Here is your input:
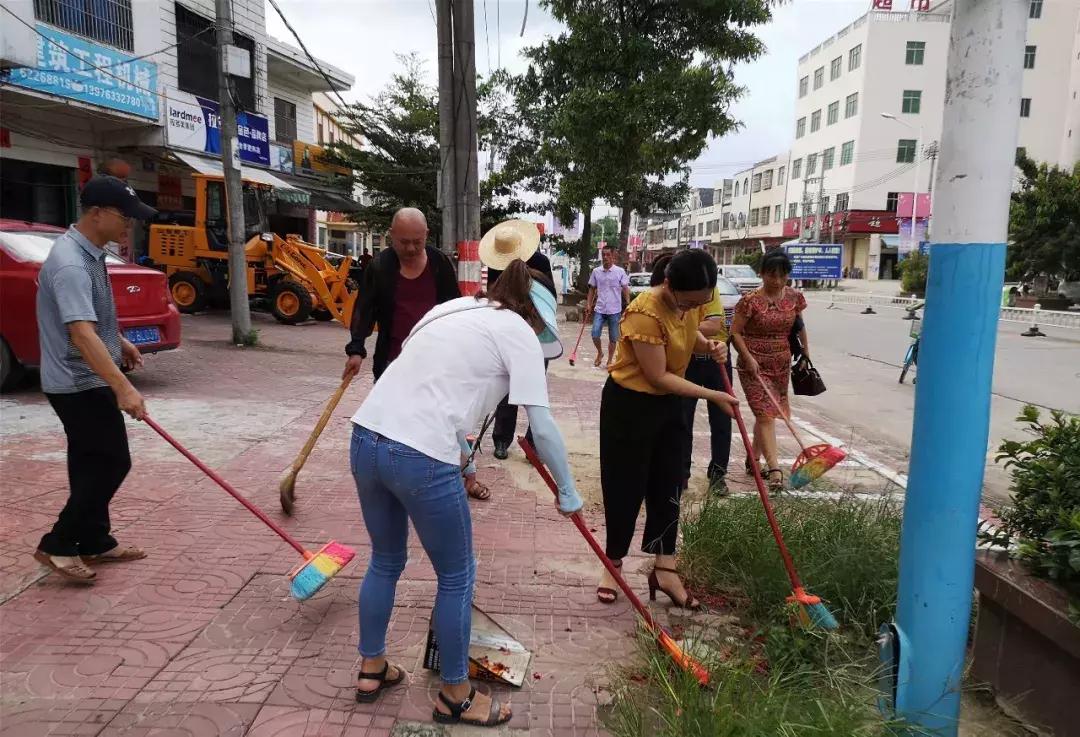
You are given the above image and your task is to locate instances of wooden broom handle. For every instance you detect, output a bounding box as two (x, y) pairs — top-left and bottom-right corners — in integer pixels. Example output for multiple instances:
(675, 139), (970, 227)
(292, 376), (353, 473)
(755, 373), (808, 453)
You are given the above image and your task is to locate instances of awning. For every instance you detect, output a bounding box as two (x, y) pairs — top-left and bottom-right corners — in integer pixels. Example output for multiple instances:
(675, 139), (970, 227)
(171, 152), (310, 206)
(272, 171), (359, 213)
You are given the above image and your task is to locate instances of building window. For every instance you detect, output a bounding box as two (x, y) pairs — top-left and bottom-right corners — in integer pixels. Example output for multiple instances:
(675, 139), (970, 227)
(849, 44), (862, 71)
(819, 196), (830, 216)
(814, 67), (824, 89)
(275, 98), (297, 143)
(734, 181), (740, 197)
(897, 138), (917, 163)
(811, 109), (822, 132)
(845, 92), (859, 118)
(317, 121), (325, 145)
(778, 166), (786, 185)
(176, 4), (256, 111)
(750, 209), (759, 227)
(774, 204), (782, 223)
(1029, 0), (1042, 18)
(34, 0), (134, 51)
(1024, 45), (1036, 69)
(827, 101), (839, 125)
(788, 202), (798, 219)
(792, 158), (802, 179)
(1020, 97), (1032, 117)
(744, 178), (749, 192)
(807, 153), (818, 175)
(836, 193), (849, 212)
(822, 147), (835, 170)
(840, 140), (854, 166)
(799, 76), (809, 97)
(906, 41), (926, 65)
(886, 192), (900, 212)
(902, 90), (922, 114)
(830, 56), (842, 80)
(698, 222), (704, 237)
(763, 170), (773, 190)
(796, 117), (807, 138)
(752, 173), (761, 192)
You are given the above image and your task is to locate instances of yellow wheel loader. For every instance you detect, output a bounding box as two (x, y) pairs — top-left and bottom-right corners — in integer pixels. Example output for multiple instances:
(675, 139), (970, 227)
(147, 174), (357, 326)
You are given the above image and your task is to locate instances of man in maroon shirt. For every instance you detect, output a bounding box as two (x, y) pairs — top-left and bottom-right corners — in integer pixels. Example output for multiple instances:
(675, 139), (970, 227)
(343, 208), (491, 500)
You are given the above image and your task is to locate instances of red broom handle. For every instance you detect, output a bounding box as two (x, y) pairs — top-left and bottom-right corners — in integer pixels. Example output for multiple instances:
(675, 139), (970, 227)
(754, 374), (809, 453)
(719, 370), (806, 591)
(144, 416), (309, 557)
(516, 438), (662, 632)
(569, 319), (587, 362)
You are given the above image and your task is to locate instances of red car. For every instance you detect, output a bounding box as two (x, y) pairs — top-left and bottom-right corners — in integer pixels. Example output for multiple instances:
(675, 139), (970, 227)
(0, 220), (181, 389)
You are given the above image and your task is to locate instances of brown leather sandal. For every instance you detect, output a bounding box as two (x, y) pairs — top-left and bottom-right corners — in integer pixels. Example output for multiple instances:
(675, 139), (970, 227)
(33, 550), (96, 583)
(84, 545), (147, 563)
(433, 686), (511, 727)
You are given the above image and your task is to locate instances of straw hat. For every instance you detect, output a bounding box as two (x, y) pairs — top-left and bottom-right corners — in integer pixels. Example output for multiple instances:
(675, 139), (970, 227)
(478, 219), (540, 270)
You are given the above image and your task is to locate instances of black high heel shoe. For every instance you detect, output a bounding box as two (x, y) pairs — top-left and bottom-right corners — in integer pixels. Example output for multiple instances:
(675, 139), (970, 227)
(648, 566), (701, 611)
(597, 559), (623, 604)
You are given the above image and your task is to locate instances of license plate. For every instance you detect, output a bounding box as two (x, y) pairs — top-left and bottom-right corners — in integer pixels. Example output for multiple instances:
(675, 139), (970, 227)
(124, 327), (160, 345)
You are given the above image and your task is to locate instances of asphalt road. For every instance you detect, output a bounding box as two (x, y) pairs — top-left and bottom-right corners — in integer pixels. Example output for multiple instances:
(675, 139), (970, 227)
(793, 297), (1080, 504)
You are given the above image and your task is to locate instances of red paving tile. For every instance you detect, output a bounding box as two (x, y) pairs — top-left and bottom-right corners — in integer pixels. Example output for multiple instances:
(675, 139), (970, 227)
(0, 312), (778, 736)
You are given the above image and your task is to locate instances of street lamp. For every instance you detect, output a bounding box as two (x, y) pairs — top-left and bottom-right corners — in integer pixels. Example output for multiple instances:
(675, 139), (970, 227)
(881, 113), (926, 248)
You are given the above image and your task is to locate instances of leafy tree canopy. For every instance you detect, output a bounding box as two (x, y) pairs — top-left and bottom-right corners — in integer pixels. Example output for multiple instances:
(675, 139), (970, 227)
(1008, 153), (1080, 283)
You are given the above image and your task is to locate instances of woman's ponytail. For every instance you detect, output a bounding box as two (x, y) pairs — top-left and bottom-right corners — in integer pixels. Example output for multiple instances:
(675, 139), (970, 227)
(484, 258), (545, 332)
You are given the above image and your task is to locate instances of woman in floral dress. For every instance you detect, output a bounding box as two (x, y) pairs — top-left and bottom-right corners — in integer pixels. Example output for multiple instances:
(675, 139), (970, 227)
(730, 250), (809, 492)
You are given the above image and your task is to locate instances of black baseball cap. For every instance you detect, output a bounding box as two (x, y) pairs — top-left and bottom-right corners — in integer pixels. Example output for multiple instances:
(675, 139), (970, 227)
(80, 175), (157, 220)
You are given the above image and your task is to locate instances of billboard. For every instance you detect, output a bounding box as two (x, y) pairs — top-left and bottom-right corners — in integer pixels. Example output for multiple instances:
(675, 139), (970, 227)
(784, 243), (843, 280)
(293, 141), (350, 177)
(1, 25), (158, 119)
(165, 89), (270, 167)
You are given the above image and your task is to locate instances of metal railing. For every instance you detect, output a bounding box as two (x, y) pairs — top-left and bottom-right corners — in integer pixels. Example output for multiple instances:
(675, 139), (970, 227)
(806, 290), (1080, 330)
(34, 0), (134, 52)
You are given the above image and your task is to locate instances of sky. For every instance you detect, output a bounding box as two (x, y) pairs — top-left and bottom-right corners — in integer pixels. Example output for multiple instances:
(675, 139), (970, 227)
(266, 0), (870, 210)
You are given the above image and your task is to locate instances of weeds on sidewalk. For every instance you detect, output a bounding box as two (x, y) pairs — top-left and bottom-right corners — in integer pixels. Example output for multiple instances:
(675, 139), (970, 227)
(603, 496), (911, 737)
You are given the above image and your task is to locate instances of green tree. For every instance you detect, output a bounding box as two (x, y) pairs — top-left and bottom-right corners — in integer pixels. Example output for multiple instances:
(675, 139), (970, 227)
(326, 55), (521, 247)
(501, 0), (770, 254)
(1007, 152), (1080, 287)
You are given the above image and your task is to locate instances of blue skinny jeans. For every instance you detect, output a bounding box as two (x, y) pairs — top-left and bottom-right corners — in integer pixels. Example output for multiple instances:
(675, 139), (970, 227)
(350, 424), (475, 684)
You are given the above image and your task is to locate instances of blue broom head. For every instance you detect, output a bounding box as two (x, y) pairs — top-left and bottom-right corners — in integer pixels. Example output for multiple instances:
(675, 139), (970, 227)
(805, 601), (840, 631)
(288, 541), (355, 601)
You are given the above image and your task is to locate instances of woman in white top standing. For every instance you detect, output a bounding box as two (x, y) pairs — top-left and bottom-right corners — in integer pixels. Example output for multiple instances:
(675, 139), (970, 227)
(348, 252), (582, 728)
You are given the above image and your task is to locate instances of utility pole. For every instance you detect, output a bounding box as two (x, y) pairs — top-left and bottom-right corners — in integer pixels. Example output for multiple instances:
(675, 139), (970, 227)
(214, 0), (253, 344)
(435, 0), (456, 254)
(886, 0), (1027, 734)
(812, 164), (826, 243)
(452, 0), (480, 249)
(798, 176), (811, 243)
(924, 141), (939, 241)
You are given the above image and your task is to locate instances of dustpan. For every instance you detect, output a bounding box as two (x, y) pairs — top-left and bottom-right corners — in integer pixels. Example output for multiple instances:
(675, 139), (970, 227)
(423, 604), (532, 687)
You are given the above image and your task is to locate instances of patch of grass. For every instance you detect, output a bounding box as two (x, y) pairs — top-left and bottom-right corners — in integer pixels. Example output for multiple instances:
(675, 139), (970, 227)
(605, 628), (921, 737)
(680, 496), (902, 640)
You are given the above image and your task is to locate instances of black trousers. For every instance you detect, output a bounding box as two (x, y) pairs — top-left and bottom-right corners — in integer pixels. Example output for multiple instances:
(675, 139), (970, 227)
(682, 356), (733, 481)
(39, 387), (130, 556)
(492, 360), (550, 448)
(600, 378), (685, 558)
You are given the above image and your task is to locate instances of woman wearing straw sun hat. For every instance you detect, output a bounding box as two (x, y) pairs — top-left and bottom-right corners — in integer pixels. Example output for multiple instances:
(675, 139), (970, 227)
(347, 248), (581, 728)
(479, 220), (557, 460)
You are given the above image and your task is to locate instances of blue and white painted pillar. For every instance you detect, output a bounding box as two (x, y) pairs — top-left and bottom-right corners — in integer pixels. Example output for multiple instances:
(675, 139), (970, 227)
(888, 0), (1028, 734)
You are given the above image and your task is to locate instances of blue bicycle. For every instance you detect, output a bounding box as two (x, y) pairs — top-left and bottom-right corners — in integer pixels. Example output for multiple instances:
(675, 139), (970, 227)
(899, 302), (924, 384)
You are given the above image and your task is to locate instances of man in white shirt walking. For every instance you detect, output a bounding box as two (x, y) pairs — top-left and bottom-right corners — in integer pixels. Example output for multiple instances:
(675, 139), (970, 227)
(585, 248), (630, 368)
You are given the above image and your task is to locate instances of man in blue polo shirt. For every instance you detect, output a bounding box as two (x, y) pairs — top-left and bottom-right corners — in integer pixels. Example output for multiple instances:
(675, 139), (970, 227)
(33, 176), (156, 584)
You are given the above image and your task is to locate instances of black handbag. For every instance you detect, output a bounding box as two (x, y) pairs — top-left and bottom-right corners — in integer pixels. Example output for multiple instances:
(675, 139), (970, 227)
(791, 356), (826, 396)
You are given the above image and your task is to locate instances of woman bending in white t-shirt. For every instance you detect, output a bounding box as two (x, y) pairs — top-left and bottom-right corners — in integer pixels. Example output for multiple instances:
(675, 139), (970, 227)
(347, 259), (582, 728)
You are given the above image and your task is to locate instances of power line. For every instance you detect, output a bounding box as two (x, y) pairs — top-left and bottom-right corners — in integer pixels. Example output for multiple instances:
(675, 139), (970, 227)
(483, 0), (492, 73)
(265, 0), (350, 110)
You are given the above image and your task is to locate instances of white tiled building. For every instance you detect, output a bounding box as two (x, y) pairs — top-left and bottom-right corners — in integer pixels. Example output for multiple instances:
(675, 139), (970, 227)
(0, 0), (355, 248)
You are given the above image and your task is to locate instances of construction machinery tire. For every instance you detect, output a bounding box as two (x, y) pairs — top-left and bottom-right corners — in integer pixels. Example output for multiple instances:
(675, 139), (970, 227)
(169, 272), (208, 313)
(311, 308), (334, 322)
(270, 281), (313, 325)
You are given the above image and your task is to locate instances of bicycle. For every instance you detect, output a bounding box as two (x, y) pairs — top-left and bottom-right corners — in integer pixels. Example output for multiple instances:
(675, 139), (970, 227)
(899, 302), (925, 384)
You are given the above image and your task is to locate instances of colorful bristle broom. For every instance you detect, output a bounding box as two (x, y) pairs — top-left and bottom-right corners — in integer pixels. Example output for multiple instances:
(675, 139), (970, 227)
(145, 417), (355, 601)
(719, 371), (839, 631)
(518, 437), (711, 686)
(755, 375), (846, 489)
(567, 318), (588, 367)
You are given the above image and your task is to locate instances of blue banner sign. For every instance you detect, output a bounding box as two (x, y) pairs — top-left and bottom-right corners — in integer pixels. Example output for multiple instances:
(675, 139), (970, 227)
(784, 243), (843, 280)
(165, 89), (270, 167)
(1, 25), (158, 119)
